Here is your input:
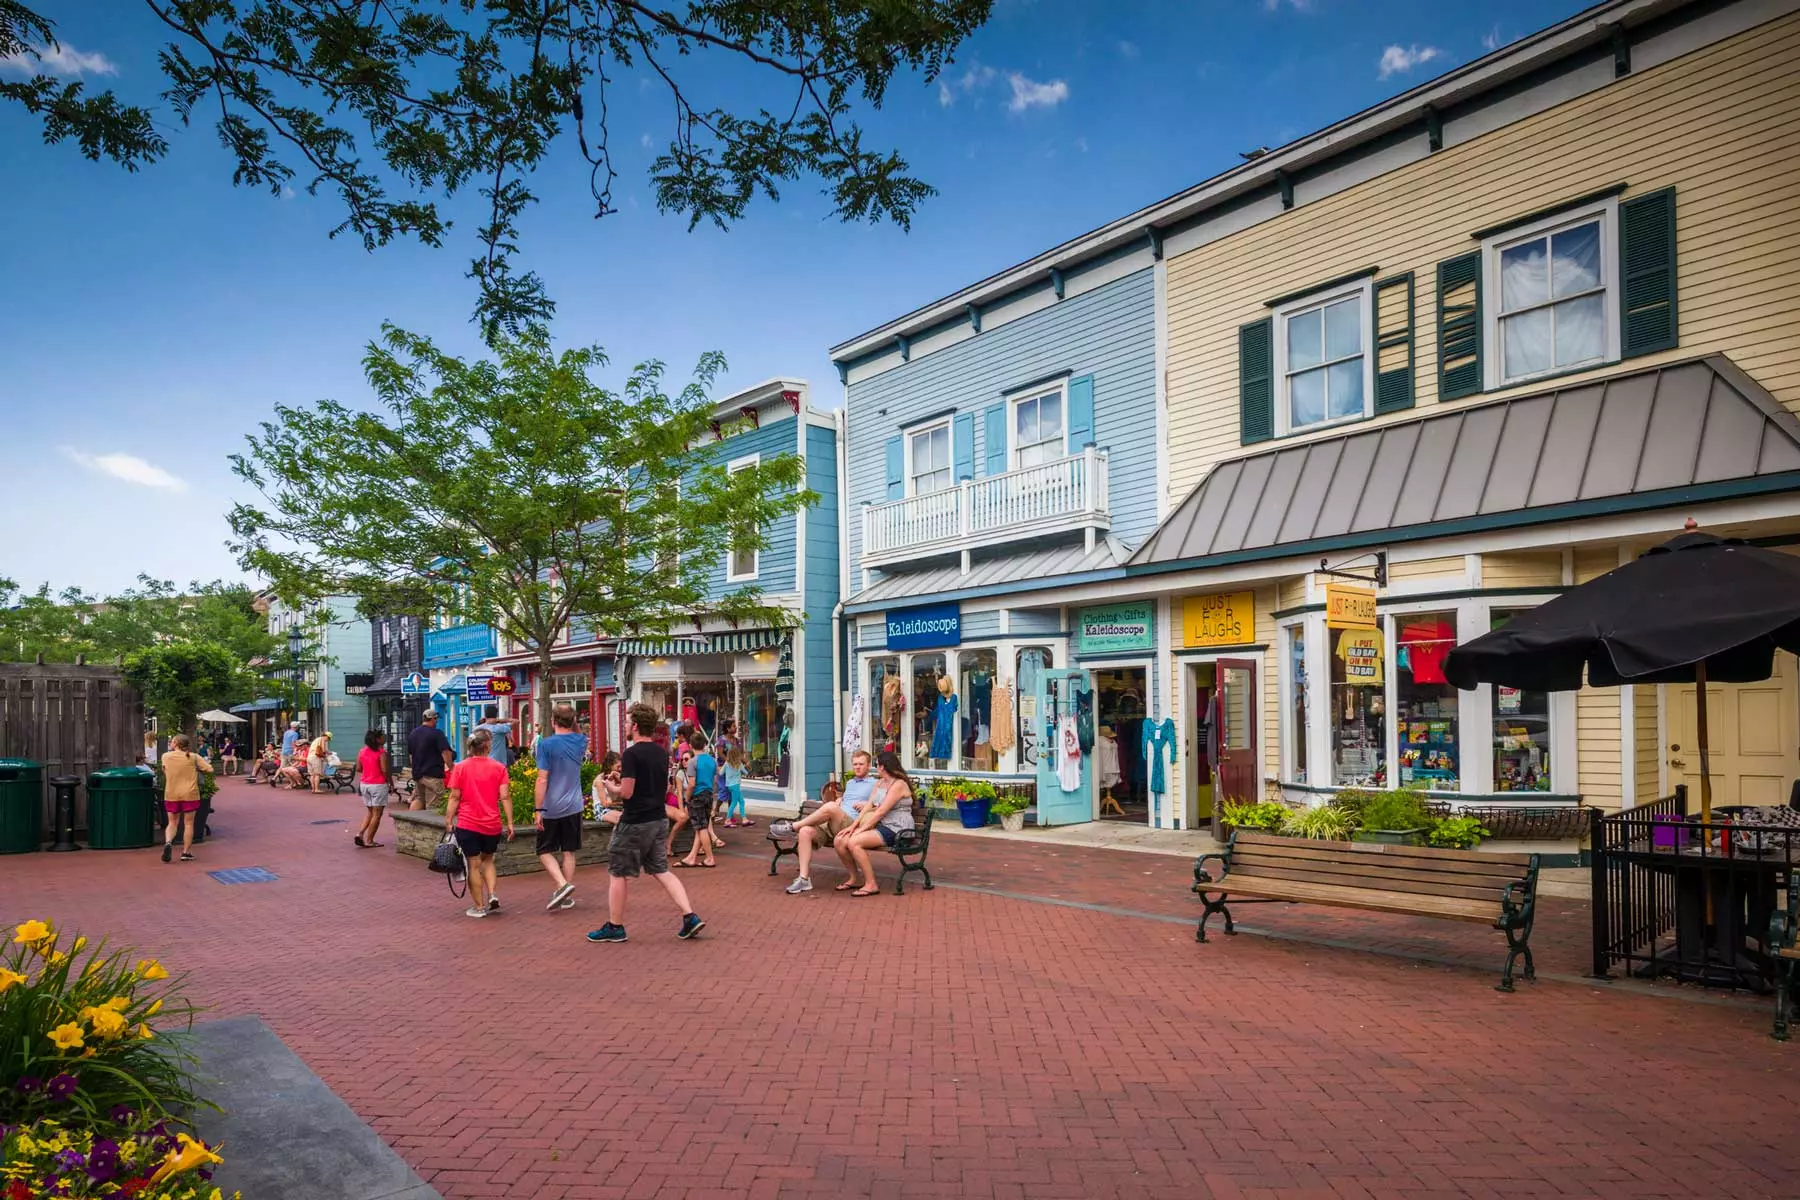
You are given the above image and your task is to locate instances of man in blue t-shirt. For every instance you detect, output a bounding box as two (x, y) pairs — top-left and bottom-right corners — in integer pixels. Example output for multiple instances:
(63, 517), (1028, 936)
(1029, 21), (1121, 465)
(534, 702), (589, 912)
(281, 722), (300, 760)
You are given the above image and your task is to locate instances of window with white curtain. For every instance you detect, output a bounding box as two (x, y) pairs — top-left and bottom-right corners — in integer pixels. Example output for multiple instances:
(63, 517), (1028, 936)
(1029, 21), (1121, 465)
(1484, 200), (1621, 388)
(1011, 386), (1066, 469)
(1274, 280), (1373, 435)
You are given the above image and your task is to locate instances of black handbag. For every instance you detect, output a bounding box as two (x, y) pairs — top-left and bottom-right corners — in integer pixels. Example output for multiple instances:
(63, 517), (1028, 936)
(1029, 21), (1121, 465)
(429, 833), (467, 898)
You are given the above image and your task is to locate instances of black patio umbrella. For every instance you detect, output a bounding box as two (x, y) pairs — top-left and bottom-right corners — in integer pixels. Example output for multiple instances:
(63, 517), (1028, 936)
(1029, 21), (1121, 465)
(1445, 531), (1800, 821)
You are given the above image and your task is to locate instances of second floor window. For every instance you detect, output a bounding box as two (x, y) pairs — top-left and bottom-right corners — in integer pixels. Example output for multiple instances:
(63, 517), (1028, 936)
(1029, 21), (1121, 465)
(1487, 204), (1617, 387)
(907, 422), (952, 495)
(1012, 387), (1065, 469)
(1277, 282), (1370, 434)
(726, 454), (759, 581)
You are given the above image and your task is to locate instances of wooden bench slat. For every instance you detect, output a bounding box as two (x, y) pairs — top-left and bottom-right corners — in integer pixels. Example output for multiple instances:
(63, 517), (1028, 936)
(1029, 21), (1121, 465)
(1234, 831), (1535, 867)
(1229, 853), (1524, 889)
(1197, 875), (1498, 922)
(1233, 837), (1531, 878)
(1226, 862), (1517, 904)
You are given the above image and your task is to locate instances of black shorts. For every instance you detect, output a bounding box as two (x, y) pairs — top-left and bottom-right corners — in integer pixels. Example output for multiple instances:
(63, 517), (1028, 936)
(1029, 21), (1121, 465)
(687, 788), (715, 831)
(609, 818), (670, 878)
(454, 828), (501, 857)
(536, 812), (583, 855)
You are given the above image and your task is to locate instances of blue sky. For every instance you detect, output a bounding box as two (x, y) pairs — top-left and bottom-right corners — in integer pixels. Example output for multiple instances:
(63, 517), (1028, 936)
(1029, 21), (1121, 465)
(0, 0), (1582, 594)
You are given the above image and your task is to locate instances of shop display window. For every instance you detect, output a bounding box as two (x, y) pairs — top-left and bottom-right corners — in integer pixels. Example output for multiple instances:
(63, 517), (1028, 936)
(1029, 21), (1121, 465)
(868, 656), (902, 754)
(1395, 612), (1460, 790)
(1286, 626), (1308, 784)
(911, 653), (950, 769)
(1330, 625), (1385, 786)
(640, 682), (677, 726)
(959, 649), (998, 772)
(738, 679), (781, 781)
(681, 682), (729, 740)
(1491, 609), (1553, 791)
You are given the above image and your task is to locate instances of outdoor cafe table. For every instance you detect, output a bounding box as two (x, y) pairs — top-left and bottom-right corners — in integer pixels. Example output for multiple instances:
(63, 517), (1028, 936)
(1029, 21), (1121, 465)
(1617, 830), (1796, 990)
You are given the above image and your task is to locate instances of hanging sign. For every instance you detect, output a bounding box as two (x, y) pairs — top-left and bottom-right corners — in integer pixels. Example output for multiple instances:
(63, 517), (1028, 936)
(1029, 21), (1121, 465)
(400, 672), (430, 695)
(1075, 602), (1154, 655)
(1182, 591), (1255, 648)
(488, 676), (516, 697)
(465, 675), (493, 703)
(1326, 583), (1378, 630)
(885, 603), (961, 650)
(1337, 629), (1385, 686)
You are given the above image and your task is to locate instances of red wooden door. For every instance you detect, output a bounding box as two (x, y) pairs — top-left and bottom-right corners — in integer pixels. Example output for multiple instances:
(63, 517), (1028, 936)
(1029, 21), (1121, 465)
(1214, 658), (1259, 805)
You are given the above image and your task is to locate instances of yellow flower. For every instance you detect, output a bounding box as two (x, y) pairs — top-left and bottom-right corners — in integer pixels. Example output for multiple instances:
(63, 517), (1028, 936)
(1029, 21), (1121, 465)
(85, 960), (105, 977)
(148, 1133), (223, 1184)
(13, 919), (52, 947)
(48, 1021), (85, 1051)
(137, 1023), (155, 1040)
(145, 998), (163, 1016)
(0, 966), (24, 993)
(135, 958), (170, 981)
(105, 995), (132, 1012)
(46, 950), (68, 966)
(89, 1008), (129, 1040)
(71, 935), (87, 952)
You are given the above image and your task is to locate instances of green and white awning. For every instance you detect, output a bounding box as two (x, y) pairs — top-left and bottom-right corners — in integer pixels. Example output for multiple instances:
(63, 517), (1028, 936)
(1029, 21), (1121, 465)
(616, 629), (785, 657)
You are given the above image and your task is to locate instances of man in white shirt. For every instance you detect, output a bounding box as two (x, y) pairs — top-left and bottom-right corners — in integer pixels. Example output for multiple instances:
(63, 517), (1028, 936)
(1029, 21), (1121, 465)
(786, 749), (877, 894)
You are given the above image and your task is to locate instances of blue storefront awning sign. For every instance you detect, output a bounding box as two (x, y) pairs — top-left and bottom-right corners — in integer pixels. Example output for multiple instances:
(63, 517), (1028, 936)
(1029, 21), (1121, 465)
(885, 603), (961, 651)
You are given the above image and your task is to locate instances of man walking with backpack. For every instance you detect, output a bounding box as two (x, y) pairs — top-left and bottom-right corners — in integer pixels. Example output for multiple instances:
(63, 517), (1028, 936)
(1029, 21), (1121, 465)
(586, 701), (704, 944)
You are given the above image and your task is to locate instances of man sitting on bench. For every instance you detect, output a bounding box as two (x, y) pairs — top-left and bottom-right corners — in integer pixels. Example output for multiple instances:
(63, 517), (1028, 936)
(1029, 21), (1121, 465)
(785, 750), (875, 894)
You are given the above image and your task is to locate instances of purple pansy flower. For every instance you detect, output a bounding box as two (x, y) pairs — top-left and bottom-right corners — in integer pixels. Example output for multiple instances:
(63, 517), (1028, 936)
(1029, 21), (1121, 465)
(45, 1073), (78, 1102)
(109, 1103), (135, 1124)
(86, 1137), (121, 1182)
(55, 1147), (85, 1173)
(13, 1076), (42, 1095)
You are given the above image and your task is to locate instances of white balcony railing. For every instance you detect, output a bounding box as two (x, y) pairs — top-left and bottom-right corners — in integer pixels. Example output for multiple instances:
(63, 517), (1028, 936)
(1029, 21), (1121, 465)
(862, 447), (1110, 567)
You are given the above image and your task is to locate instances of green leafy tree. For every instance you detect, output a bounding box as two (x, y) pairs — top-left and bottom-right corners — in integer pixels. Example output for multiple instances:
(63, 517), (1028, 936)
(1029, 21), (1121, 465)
(121, 640), (243, 735)
(3, 0), (992, 338)
(228, 324), (816, 736)
(0, 578), (100, 663)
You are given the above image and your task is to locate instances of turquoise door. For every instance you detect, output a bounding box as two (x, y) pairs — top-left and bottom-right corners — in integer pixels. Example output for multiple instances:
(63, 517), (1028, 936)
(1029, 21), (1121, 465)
(1035, 668), (1092, 826)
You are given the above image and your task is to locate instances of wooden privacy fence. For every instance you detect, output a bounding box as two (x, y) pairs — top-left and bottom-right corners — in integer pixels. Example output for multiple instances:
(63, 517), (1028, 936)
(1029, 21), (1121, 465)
(0, 663), (144, 831)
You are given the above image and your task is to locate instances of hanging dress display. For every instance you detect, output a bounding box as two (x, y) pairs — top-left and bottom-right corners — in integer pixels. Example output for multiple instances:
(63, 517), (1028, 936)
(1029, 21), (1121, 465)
(881, 677), (906, 746)
(1143, 718), (1178, 797)
(1075, 684), (1095, 754)
(989, 681), (1016, 754)
(842, 693), (866, 755)
(1057, 715), (1083, 792)
(929, 691), (959, 761)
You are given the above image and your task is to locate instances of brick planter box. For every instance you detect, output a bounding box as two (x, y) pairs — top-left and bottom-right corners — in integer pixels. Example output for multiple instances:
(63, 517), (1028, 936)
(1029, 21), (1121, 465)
(390, 809), (614, 876)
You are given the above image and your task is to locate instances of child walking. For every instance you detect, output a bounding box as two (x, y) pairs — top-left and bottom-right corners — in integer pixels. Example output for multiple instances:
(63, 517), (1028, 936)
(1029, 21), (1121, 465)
(721, 748), (753, 827)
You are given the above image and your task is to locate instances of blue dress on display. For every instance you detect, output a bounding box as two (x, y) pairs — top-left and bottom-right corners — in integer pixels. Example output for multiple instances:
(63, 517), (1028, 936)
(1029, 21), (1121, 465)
(930, 692), (958, 761)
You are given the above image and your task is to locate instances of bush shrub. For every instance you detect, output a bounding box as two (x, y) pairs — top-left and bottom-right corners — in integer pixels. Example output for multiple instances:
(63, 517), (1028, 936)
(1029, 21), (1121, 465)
(1220, 799), (1290, 831)
(1279, 804), (1357, 841)
(1427, 815), (1492, 849)
(1358, 787), (1434, 832)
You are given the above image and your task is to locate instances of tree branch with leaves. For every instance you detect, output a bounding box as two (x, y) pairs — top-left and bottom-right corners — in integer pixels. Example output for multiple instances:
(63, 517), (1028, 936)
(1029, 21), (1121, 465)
(228, 324), (816, 737)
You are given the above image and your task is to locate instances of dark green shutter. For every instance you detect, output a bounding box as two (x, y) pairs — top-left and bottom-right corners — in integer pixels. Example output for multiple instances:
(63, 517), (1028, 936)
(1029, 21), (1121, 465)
(1373, 273), (1415, 414)
(1238, 318), (1274, 445)
(1620, 187), (1678, 358)
(1436, 251), (1482, 400)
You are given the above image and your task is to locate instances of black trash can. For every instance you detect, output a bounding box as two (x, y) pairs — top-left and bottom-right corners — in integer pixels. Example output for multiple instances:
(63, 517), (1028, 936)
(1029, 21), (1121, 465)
(0, 758), (43, 854)
(86, 768), (157, 850)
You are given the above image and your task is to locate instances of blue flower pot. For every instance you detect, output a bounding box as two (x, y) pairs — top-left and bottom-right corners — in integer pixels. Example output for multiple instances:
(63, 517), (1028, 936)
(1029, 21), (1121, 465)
(955, 798), (993, 829)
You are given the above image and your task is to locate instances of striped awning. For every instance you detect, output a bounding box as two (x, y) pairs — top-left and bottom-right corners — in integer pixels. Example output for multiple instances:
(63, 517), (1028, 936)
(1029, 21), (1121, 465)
(616, 629), (784, 657)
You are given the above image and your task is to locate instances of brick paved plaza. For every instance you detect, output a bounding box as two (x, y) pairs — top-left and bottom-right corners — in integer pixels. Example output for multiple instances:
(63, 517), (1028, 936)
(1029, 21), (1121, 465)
(6, 777), (1795, 1198)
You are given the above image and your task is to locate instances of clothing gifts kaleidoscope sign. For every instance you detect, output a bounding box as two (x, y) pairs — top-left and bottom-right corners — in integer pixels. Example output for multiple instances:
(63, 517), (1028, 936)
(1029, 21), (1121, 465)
(1075, 602), (1154, 655)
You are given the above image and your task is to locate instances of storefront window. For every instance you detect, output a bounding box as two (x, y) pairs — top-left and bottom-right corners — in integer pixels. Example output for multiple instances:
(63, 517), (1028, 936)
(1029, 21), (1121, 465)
(1330, 626), (1385, 786)
(1491, 609), (1553, 791)
(1286, 626), (1308, 784)
(1395, 613), (1459, 790)
(960, 649), (998, 772)
(682, 681), (729, 739)
(868, 656), (901, 754)
(738, 678), (781, 781)
(912, 653), (950, 769)
(640, 682), (677, 726)
(1016, 647), (1052, 769)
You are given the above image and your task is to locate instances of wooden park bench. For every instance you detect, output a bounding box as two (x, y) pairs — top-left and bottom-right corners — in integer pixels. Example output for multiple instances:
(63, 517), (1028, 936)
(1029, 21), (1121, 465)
(1192, 832), (1541, 992)
(768, 795), (937, 895)
(1772, 886), (1799, 1041)
(318, 763), (358, 794)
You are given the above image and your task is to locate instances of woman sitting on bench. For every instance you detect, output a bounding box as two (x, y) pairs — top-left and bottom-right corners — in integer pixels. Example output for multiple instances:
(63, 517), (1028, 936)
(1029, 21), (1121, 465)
(833, 750), (915, 898)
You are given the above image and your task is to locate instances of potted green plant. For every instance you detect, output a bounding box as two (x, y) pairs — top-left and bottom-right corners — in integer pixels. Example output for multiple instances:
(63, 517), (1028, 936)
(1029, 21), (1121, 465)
(1217, 798), (1289, 840)
(1351, 786), (1434, 846)
(1427, 815), (1492, 849)
(991, 789), (1030, 833)
(1279, 803), (1357, 841)
(946, 778), (998, 828)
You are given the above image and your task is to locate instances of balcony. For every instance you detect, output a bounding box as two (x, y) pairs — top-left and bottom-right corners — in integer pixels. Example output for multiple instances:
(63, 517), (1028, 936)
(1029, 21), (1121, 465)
(862, 447), (1110, 568)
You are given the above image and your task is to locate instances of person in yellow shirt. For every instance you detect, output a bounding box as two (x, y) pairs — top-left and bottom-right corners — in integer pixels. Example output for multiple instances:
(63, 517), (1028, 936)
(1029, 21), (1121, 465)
(309, 731), (333, 794)
(160, 733), (214, 863)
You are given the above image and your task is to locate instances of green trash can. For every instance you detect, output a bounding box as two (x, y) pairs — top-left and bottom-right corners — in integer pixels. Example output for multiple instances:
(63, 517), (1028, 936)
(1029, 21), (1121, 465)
(86, 768), (157, 850)
(0, 759), (44, 854)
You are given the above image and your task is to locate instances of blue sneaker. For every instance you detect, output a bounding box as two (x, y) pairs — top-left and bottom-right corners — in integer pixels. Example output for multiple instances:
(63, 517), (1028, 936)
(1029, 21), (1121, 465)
(678, 913), (705, 940)
(585, 923), (627, 943)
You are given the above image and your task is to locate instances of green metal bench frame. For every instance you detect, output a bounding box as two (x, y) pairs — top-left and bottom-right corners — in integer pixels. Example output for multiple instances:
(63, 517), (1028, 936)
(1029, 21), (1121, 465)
(1772, 886), (1799, 1041)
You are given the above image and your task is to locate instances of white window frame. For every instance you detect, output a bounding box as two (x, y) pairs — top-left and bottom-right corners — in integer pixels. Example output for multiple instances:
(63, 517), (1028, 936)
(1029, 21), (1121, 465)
(1007, 380), (1069, 471)
(1272, 277), (1375, 437)
(1481, 197), (1621, 390)
(903, 418), (953, 496)
(725, 453), (760, 582)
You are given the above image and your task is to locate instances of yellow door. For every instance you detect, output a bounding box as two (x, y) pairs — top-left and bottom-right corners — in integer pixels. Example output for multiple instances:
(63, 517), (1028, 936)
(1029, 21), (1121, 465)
(1669, 654), (1798, 808)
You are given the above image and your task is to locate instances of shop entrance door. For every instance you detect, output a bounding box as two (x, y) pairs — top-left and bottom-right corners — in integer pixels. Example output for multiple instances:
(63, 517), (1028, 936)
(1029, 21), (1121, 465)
(1093, 666), (1149, 823)
(1214, 658), (1260, 806)
(1670, 654), (1798, 807)
(1035, 668), (1092, 826)
(1189, 663), (1216, 828)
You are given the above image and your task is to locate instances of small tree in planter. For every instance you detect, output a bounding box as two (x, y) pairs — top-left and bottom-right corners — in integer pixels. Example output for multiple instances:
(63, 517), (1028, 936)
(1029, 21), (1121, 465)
(1352, 786), (1435, 846)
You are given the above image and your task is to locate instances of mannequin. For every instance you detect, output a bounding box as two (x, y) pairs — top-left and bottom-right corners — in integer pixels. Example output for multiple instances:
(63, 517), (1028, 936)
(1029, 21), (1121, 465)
(1096, 724), (1124, 816)
(929, 674), (958, 764)
(881, 675), (906, 751)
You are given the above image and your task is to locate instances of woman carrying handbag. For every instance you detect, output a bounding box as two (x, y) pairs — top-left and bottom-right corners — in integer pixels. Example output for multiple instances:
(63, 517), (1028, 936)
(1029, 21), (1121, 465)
(160, 733), (214, 862)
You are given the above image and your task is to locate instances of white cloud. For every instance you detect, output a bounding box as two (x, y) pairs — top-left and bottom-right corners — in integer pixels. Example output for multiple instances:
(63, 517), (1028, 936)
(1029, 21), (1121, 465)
(280, 184), (297, 200)
(60, 448), (187, 492)
(1076, 136), (1089, 153)
(0, 41), (116, 79)
(1264, 0), (1312, 11)
(1007, 72), (1069, 113)
(1481, 24), (1506, 52)
(1378, 43), (1441, 80)
(1117, 40), (1140, 58)
(938, 62), (998, 107)
(639, 131), (653, 148)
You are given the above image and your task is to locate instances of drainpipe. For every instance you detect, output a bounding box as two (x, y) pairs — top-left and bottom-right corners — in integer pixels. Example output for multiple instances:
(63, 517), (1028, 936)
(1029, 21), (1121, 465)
(831, 405), (851, 775)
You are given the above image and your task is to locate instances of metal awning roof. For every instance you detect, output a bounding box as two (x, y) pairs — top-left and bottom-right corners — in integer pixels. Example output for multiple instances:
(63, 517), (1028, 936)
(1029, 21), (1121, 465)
(844, 538), (1129, 614)
(229, 698), (284, 713)
(1129, 356), (1800, 572)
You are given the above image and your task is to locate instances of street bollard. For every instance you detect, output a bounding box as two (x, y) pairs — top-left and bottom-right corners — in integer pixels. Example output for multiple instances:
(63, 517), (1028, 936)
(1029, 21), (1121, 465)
(47, 775), (81, 853)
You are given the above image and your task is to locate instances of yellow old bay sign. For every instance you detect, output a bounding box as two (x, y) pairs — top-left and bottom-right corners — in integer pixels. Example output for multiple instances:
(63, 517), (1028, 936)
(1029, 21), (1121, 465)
(1182, 591), (1255, 648)
(1325, 583), (1378, 630)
